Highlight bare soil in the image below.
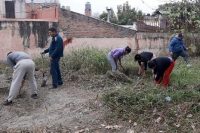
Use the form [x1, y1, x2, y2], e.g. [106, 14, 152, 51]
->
[0, 69, 132, 133]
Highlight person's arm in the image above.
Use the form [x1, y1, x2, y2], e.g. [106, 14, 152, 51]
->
[143, 61, 147, 71]
[141, 62, 147, 76]
[7, 57, 15, 68]
[118, 58, 125, 71]
[154, 68, 163, 83]
[137, 61, 142, 75]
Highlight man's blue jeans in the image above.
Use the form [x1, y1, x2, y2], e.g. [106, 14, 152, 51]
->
[50, 58, 63, 87]
[172, 50, 189, 64]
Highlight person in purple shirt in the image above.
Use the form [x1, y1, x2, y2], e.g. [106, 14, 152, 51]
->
[107, 46, 131, 72]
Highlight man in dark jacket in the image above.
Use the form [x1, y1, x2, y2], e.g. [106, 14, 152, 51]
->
[168, 32, 191, 67]
[42, 27, 64, 89]
[134, 51, 153, 76]
[148, 57, 175, 88]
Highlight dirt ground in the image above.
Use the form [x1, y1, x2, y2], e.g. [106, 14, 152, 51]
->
[0, 69, 133, 133]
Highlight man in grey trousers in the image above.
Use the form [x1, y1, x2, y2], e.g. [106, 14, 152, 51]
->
[3, 51, 38, 106]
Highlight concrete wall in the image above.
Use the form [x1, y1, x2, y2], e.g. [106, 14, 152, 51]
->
[0, 1, 5, 18]
[63, 34, 171, 57]
[0, 19, 58, 60]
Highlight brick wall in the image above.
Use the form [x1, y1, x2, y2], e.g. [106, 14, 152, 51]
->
[58, 9, 136, 38]
[25, 3, 59, 21]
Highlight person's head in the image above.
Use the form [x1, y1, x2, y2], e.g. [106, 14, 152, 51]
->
[124, 46, 131, 55]
[7, 51, 12, 56]
[148, 60, 156, 69]
[134, 54, 141, 61]
[48, 27, 57, 37]
[177, 32, 183, 39]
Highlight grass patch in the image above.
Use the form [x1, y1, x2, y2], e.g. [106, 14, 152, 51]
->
[61, 47, 110, 74]
[32, 47, 200, 132]
[171, 58, 200, 87]
[103, 57, 200, 132]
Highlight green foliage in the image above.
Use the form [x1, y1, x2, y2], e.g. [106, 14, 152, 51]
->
[99, 1, 144, 25]
[171, 58, 200, 86]
[99, 11, 107, 22]
[62, 47, 110, 74]
[158, 0, 200, 32]
[103, 58, 200, 131]
[103, 86, 200, 114]
[117, 1, 144, 25]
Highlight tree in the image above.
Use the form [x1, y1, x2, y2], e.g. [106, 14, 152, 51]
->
[157, 0, 200, 32]
[117, 1, 144, 25]
[99, 1, 144, 25]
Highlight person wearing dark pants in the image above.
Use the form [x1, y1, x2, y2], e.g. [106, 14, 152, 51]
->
[148, 57, 175, 88]
[42, 27, 64, 89]
[50, 58, 63, 88]
[134, 51, 153, 76]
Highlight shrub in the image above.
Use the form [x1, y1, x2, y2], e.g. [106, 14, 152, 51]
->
[62, 47, 110, 74]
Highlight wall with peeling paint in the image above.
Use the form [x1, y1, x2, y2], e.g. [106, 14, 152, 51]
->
[0, 20, 58, 60]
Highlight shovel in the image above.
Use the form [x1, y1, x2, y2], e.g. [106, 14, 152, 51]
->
[41, 54, 48, 87]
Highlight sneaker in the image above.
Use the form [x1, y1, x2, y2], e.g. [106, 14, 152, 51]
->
[31, 94, 38, 99]
[187, 64, 192, 67]
[3, 100, 12, 106]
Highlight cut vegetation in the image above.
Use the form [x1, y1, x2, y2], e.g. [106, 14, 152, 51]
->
[0, 48, 199, 132]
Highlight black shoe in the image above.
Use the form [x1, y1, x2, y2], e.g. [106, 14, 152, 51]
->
[3, 100, 12, 106]
[58, 82, 63, 86]
[31, 94, 38, 99]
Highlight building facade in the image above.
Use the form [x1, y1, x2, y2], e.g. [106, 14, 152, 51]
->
[0, 0, 26, 19]
[0, 0, 58, 20]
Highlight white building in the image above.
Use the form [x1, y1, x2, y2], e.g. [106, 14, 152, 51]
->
[0, 0, 26, 19]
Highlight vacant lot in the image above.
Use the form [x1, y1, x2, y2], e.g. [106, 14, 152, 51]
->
[0, 48, 199, 132]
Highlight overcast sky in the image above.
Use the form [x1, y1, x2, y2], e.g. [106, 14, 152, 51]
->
[58, 0, 173, 15]
[26, 0, 180, 15]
